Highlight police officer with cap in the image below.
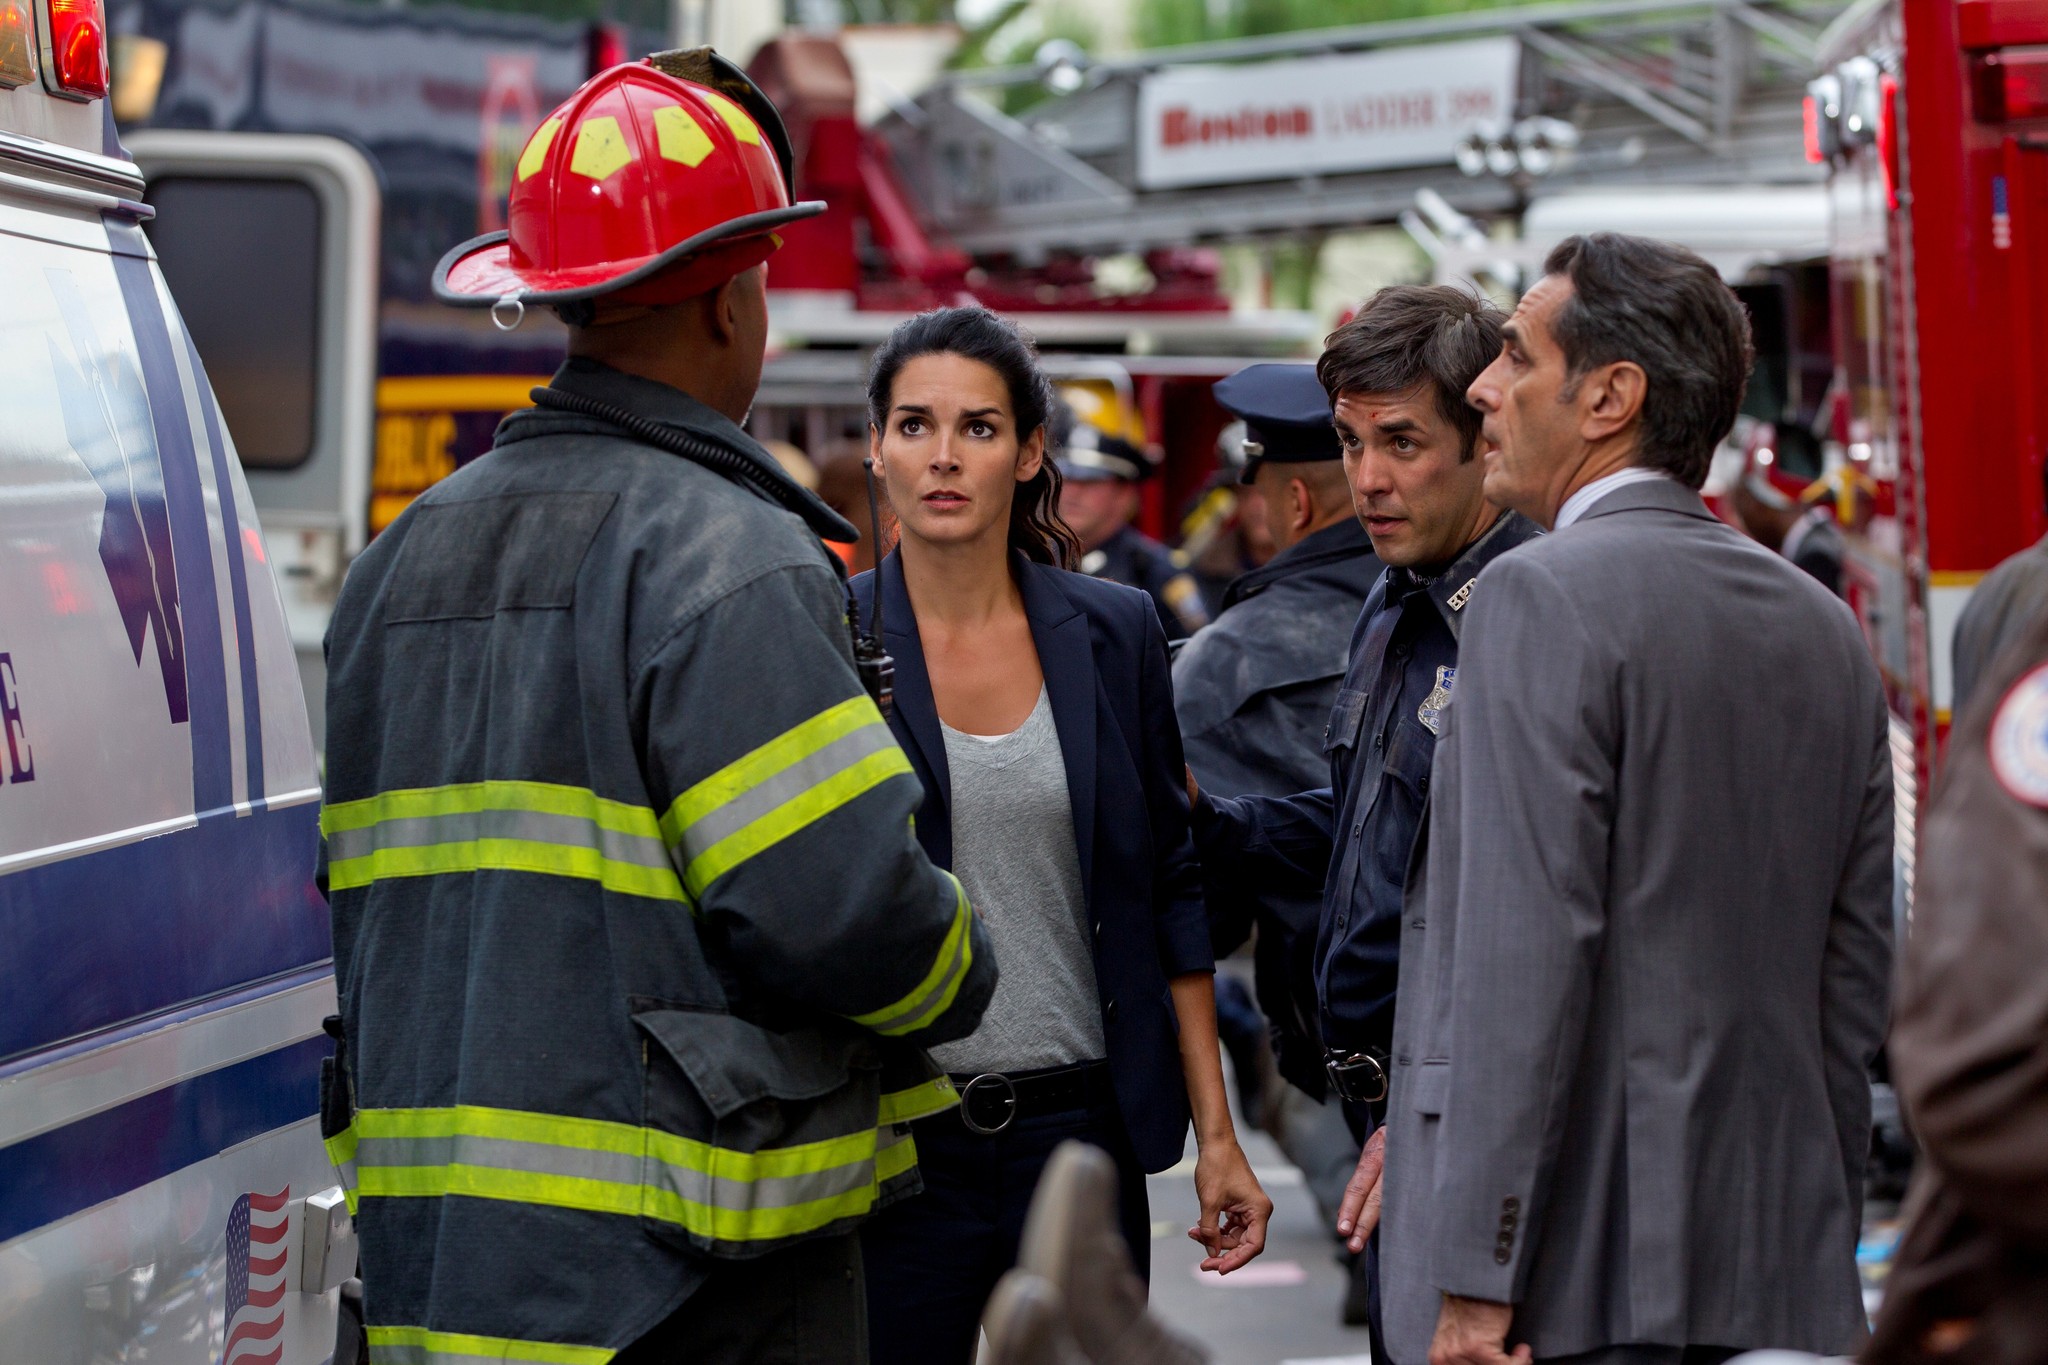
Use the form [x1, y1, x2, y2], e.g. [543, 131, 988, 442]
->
[1174, 363, 1380, 1099]
[322, 50, 994, 1365]
[1054, 406, 1212, 640]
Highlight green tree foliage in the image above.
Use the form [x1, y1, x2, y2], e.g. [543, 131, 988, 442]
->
[1135, 0, 1547, 49]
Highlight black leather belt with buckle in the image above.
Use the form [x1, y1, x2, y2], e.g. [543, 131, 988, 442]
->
[950, 1060, 1111, 1136]
[1324, 1047, 1390, 1106]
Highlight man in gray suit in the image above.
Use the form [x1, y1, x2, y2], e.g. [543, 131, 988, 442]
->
[1371, 234, 1894, 1365]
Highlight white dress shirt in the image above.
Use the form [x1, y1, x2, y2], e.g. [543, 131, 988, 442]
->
[1553, 466, 1671, 531]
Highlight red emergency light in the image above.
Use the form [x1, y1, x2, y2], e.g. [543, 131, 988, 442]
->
[1802, 95, 1824, 163]
[586, 22, 626, 78]
[0, 0, 36, 87]
[1971, 45, 2048, 123]
[39, 0, 107, 100]
[1877, 73, 1901, 211]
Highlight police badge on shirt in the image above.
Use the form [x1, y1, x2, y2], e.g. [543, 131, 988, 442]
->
[1417, 665, 1456, 736]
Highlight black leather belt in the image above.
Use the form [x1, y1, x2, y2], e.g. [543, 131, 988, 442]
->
[1324, 1046, 1390, 1106]
[948, 1060, 1112, 1136]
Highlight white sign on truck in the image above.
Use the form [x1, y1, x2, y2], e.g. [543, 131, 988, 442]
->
[1135, 36, 1520, 190]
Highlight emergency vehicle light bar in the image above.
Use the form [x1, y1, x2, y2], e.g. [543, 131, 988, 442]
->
[1971, 46, 2048, 124]
[38, 0, 106, 100]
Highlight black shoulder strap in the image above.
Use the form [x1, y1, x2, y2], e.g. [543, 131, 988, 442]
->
[525, 386, 858, 543]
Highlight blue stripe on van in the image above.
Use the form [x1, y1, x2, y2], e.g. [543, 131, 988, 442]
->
[0, 1035, 325, 1246]
[0, 801, 327, 1063]
[182, 325, 266, 805]
[108, 236, 234, 814]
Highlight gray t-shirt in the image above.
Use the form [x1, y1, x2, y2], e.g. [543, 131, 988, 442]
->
[929, 686, 1107, 1075]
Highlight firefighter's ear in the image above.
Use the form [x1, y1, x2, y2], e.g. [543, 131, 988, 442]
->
[707, 266, 761, 346]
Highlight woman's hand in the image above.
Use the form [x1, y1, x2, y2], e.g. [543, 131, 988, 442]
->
[1167, 972, 1271, 1272]
[1186, 1135, 1272, 1274]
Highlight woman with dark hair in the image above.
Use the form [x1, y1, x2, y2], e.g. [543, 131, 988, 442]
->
[850, 306, 1271, 1363]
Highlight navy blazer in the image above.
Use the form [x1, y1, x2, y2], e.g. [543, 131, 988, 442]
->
[850, 551, 1213, 1172]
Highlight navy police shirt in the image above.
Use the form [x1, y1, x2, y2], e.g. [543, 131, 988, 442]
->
[1193, 511, 1540, 1060]
[1084, 524, 1211, 640]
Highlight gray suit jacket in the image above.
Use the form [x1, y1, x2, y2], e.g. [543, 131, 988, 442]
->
[1380, 478, 1893, 1362]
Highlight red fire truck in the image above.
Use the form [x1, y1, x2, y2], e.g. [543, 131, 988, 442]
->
[1807, 0, 2048, 911]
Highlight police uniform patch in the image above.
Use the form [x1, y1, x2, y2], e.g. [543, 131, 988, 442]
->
[1989, 662, 2048, 808]
[1417, 665, 1456, 736]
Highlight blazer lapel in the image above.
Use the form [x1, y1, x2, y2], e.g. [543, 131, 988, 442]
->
[1017, 559, 1097, 898]
[879, 552, 950, 832]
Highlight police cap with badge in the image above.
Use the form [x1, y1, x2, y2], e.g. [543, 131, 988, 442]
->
[1212, 363, 1340, 485]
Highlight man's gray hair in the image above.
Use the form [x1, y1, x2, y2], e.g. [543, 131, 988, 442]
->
[1543, 233, 1756, 489]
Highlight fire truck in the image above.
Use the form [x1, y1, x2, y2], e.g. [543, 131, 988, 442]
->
[1805, 0, 2048, 911]
[115, 0, 1842, 743]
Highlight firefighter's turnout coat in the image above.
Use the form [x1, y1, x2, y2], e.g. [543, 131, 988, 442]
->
[319, 357, 997, 1362]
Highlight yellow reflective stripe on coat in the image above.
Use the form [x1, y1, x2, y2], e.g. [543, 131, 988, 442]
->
[879, 1075, 958, 1125]
[659, 696, 911, 898]
[323, 780, 684, 903]
[325, 1123, 360, 1215]
[347, 1103, 916, 1244]
[367, 1326, 614, 1365]
[847, 873, 975, 1037]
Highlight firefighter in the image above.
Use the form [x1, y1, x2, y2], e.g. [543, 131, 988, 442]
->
[319, 52, 996, 1365]
[1729, 432, 1845, 596]
[1053, 404, 1211, 640]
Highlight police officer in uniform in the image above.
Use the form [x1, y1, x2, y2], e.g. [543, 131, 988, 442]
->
[1173, 363, 1379, 1098]
[320, 54, 995, 1365]
[1054, 408, 1211, 640]
[1189, 287, 1538, 1364]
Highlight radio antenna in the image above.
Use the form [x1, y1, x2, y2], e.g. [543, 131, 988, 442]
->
[853, 456, 895, 718]
[862, 456, 886, 641]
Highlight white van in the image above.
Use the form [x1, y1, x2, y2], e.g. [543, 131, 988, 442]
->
[0, 12, 349, 1364]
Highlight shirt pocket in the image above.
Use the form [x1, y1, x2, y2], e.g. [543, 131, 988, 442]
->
[1322, 686, 1369, 759]
[1370, 721, 1433, 888]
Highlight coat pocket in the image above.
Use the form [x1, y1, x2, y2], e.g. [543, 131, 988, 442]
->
[1407, 1059, 1450, 1117]
[632, 1008, 885, 1261]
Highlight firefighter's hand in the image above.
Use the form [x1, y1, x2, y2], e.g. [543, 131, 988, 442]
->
[1336, 1126, 1385, 1253]
[1185, 764, 1200, 805]
[1187, 1137, 1271, 1274]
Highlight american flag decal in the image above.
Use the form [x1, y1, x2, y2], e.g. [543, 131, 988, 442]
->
[222, 1187, 291, 1365]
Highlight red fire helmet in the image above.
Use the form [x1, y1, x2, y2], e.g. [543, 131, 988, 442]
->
[434, 49, 824, 313]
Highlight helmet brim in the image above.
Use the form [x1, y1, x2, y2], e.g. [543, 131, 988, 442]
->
[432, 200, 826, 307]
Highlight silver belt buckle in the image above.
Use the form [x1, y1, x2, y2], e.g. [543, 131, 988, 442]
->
[958, 1073, 1018, 1136]
[1325, 1051, 1389, 1105]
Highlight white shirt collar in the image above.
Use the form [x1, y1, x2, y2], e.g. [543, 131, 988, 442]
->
[1553, 467, 1671, 531]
